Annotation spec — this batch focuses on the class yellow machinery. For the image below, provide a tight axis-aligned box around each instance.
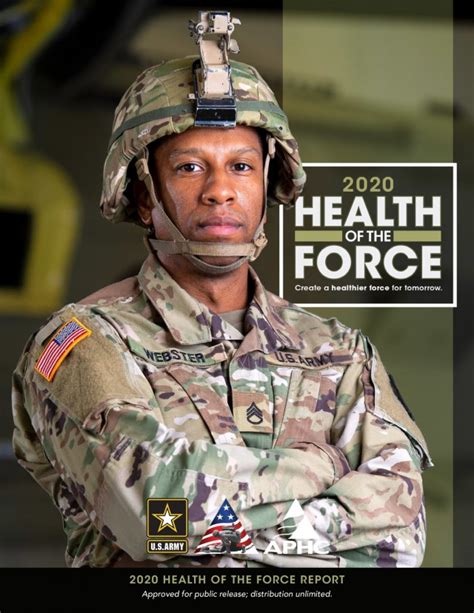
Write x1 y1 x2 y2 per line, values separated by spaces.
0 0 79 314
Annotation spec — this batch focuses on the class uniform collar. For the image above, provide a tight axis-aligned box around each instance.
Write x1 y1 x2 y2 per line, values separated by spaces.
137 252 303 352
245 267 304 352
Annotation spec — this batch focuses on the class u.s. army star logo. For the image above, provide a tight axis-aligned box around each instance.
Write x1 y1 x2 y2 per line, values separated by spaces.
246 402 263 425
152 503 182 533
146 498 189 554
146 498 188 538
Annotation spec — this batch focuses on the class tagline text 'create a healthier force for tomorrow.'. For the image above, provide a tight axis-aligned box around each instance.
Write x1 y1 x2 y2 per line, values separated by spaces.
294 283 442 292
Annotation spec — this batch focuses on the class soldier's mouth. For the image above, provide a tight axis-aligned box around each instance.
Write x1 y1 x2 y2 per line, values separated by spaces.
197 216 243 237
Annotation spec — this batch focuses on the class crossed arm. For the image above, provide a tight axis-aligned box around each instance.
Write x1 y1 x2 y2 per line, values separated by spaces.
12 324 430 568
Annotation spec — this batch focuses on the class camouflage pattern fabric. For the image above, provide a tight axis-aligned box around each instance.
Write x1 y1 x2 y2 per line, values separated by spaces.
12 252 432 567
100 57 306 226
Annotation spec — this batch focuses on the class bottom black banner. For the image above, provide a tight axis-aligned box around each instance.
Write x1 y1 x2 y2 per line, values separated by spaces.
0 567 472 610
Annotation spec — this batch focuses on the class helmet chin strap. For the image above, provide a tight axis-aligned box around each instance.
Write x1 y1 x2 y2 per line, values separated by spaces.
135 135 275 276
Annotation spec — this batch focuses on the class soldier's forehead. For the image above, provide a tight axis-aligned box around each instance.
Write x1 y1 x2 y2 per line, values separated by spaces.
150 125 263 155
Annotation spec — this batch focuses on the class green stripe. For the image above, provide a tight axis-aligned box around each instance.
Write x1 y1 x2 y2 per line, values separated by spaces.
394 231 442 242
108 101 286 147
295 230 343 242
236 100 287 118
108 103 194 147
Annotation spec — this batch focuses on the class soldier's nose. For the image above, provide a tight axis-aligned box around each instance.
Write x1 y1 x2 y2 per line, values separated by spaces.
201 170 236 205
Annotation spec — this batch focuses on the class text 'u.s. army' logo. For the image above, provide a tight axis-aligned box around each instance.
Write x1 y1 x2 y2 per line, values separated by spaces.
246 402 263 425
146 498 188 554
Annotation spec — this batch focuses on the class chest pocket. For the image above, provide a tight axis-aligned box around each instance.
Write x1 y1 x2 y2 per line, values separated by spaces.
272 367 340 449
127 339 245 446
166 362 245 447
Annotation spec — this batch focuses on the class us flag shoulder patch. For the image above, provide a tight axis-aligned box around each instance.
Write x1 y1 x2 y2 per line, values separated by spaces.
35 317 92 382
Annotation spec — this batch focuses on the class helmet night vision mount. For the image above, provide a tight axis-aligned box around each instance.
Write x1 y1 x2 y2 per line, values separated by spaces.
188 11 241 128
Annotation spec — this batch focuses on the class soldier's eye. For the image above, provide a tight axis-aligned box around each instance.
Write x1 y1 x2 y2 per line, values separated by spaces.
178 163 201 172
233 163 251 172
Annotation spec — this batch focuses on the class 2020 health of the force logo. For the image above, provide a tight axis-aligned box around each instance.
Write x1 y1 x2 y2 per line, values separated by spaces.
279 163 456 307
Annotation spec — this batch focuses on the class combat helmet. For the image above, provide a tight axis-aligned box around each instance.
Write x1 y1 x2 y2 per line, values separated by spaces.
100 10 306 275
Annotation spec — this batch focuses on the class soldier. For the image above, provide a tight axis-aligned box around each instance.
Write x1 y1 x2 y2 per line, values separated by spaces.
11 10 432 568
211 529 243 554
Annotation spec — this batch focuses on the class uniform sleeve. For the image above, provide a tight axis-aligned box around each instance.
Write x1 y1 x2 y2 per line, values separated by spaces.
298 333 432 567
12 307 350 563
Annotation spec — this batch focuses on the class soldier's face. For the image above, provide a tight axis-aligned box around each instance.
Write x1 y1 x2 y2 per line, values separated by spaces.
148 126 265 252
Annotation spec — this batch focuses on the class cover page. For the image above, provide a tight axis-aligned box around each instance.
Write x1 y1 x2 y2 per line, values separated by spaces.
0 0 467 604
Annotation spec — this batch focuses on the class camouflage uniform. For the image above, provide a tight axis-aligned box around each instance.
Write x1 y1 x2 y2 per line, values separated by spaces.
12 249 432 568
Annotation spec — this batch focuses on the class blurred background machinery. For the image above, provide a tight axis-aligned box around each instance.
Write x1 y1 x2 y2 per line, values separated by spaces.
0 0 464 567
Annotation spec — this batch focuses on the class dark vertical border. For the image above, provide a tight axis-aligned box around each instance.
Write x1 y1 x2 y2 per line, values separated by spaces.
454 1 474 567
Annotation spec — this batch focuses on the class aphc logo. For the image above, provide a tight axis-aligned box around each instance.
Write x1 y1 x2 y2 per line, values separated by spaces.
264 500 327 555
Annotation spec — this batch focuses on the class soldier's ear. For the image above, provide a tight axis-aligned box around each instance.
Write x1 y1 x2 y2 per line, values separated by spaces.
133 179 154 227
